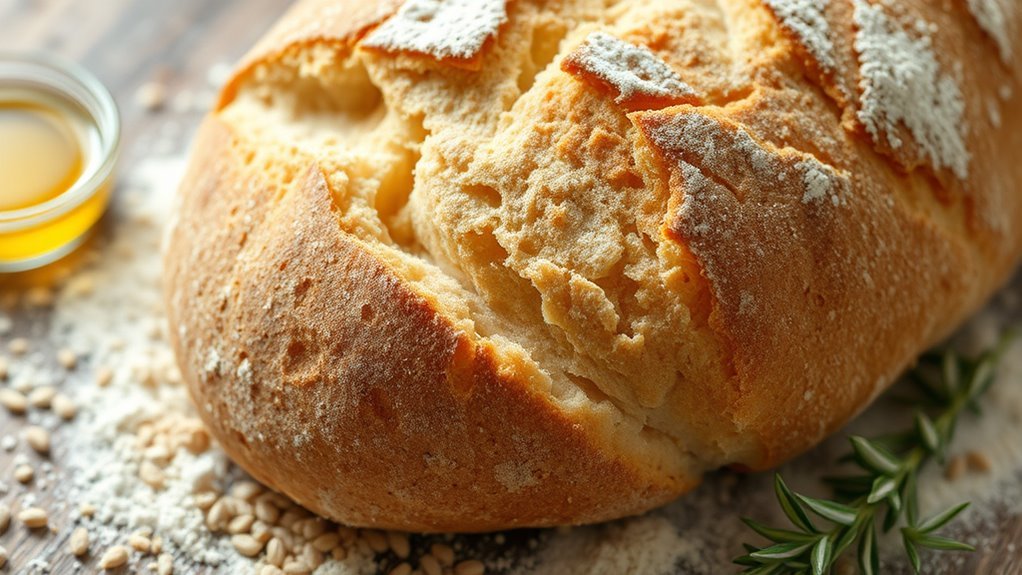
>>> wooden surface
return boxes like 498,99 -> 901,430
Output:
0,1 -> 1020,574
0,1 -> 291,572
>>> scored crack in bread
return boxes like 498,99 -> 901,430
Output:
164,0 -> 1022,531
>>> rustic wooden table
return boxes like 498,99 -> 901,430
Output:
0,1 -> 1020,574
0,1 -> 291,572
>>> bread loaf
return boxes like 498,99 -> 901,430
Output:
164,0 -> 1022,531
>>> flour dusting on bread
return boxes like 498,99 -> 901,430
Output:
362,0 -> 507,62
562,32 -> 699,110
797,158 -> 848,207
763,0 -> 836,71
852,0 -> 970,180
967,0 -> 1013,63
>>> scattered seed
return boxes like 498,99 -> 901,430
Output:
24,287 -> 54,308
80,502 -> 97,517
70,526 -> 90,556
389,562 -> 412,575
301,518 -> 326,540
0,503 -> 10,534
0,357 -> 8,380
0,388 -> 28,414
966,451 -> 993,473
261,565 -> 284,575
387,531 -> 410,559
14,463 -> 34,483
230,480 -> 263,501
312,532 -> 340,553
152,536 -> 163,555
266,537 -> 287,567
129,532 -> 152,553
194,492 -> 218,510
18,507 -> 48,528
99,545 -> 129,569
95,366 -> 114,387
139,460 -> 166,490
431,544 -> 455,566
28,386 -> 56,408
303,543 -> 325,569
7,338 -> 28,355
454,559 -> 486,575
206,498 -> 233,531
331,546 -> 347,561
420,554 -> 443,575
363,530 -> 389,553
135,81 -> 167,112
228,514 -> 255,535
52,393 -> 77,420
945,455 -> 966,481
0,544 -> 6,568
255,499 -> 280,523
231,533 -> 264,557
57,348 -> 77,369
25,425 -> 51,454
158,553 -> 174,575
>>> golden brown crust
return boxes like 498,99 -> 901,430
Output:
165,117 -> 691,531
167,0 -> 1022,530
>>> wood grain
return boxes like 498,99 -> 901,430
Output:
0,1 -> 1019,574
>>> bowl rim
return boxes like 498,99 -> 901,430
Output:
0,52 -> 121,232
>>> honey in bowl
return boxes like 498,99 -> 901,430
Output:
0,98 -> 90,212
0,54 -> 119,272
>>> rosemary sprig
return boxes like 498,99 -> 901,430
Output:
736,334 -> 1013,575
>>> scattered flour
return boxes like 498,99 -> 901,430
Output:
852,0 -> 970,180
362,0 -> 507,61
966,0 -> 1013,64
563,32 -> 698,108
764,0 -> 836,71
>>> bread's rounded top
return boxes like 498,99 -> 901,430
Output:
167,0 -> 1022,529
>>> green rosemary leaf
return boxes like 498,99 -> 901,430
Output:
912,533 -> 975,552
774,475 -> 817,533
849,436 -> 901,475
858,520 -> 879,575
882,500 -> 900,532
823,474 -> 873,501
914,411 -> 940,453
733,554 -> 761,567
917,502 -> 970,533
907,370 -> 947,405
750,541 -> 815,561
903,531 -> 922,574
858,518 -> 883,575
867,476 -> 899,505
904,472 -> 920,527
742,563 -> 785,575
741,518 -> 817,544
942,350 -> 961,396
796,495 -> 858,526
810,536 -> 832,575
831,515 -> 863,559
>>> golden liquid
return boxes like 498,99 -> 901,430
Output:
0,92 -> 111,268
0,101 -> 85,210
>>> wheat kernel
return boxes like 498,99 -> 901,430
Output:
99,545 -> 129,569
70,526 -> 90,556
18,507 -> 48,528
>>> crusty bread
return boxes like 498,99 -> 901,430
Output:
164,0 -> 1022,531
